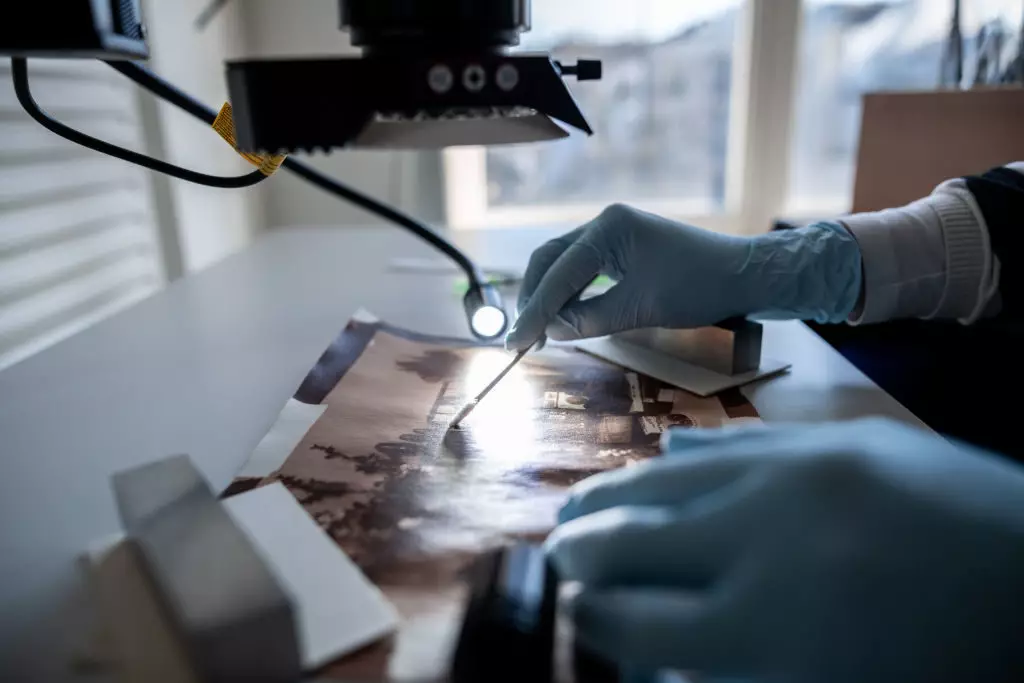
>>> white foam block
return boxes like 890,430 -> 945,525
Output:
224,483 -> 399,670
575,336 -> 790,398
238,399 -> 328,479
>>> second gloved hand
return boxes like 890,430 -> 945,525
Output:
547,420 -> 1024,683
505,204 -> 862,350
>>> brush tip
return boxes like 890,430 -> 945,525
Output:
449,400 -> 478,429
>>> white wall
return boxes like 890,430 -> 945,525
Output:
142,0 -> 265,272
238,0 -> 447,228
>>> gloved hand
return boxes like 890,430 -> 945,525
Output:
547,419 -> 1024,683
505,204 -> 862,350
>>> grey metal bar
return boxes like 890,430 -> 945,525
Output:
616,319 -> 763,376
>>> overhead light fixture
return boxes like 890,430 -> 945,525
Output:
225,0 -> 602,153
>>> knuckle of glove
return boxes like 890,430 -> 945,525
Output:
598,202 -> 638,224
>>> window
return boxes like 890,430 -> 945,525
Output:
788,0 -> 1024,213
447,0 -> 745,228
486,2 -> 741,211
446,0 -> 1024,232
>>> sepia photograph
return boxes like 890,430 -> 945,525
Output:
230,318 -> 760,679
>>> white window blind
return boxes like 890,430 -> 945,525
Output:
0,59 -> 164,370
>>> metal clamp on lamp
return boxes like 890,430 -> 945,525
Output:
227,0 -> 602,152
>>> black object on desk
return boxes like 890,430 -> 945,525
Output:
452,543 -> 619,683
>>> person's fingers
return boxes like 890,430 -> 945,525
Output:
508,228 -> 585,351
545,285 -> 644,340
567,587 -> 736,673
505,227 -> 606,350
506,238 -> 605,350
515,227 -> 585,315
558,452 -> 751,524
547,504 -> 743,587
529,287 -> 595,348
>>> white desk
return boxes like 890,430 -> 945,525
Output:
0,227 -> 924,680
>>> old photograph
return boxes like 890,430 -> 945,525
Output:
229,319 -> 760,679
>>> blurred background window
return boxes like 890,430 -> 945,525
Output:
788,0 -> 1024,214
484,0 -> 744,212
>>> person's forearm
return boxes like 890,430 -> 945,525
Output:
506,164 -> 1022,348
838,175 -> 1001,325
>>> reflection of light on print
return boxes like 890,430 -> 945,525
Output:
462,349 -> 515,395
460,349 -> 538,465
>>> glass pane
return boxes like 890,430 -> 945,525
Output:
485,0 -> 744,209
788,0 -> 1024,212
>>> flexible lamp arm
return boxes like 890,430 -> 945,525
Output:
104,61 -> 506,340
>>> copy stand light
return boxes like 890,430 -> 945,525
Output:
1,0 -> 601,340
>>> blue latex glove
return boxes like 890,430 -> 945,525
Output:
547,419 -> 1024,683
505,204 -> 862,350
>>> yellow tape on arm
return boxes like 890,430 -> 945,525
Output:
212,102 -> 287,176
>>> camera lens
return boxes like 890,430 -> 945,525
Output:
340,0 -> 531,55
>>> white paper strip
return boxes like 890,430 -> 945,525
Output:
224,483 -> 399,670
238,399 -> 327,479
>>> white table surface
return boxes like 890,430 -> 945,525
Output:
0,226 -> 923,680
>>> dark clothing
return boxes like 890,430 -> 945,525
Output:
811,165 -> 1024,462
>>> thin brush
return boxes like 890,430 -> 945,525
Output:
449,347 -> 531,429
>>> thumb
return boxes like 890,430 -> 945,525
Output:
547,285 -> 646,341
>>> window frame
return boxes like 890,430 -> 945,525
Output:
443,0 -> 812,236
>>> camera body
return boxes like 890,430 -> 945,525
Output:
341,0 -> 533,54
226,0 -> 601,152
